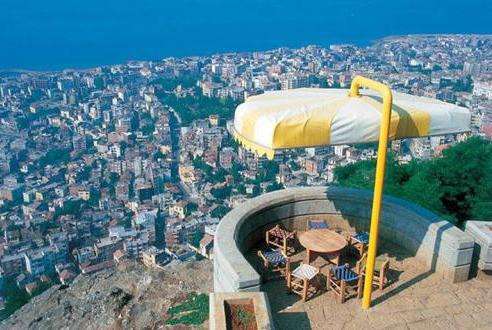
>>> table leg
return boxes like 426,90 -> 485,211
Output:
334,253 -> 340,265
326,253 -> 340,265
305,249 -> 311,264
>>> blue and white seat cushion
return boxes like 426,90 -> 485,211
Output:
263,249 -> 287,266
292,264 -> 319,280
352,232 -> 369,244
333,265 -> 359,282
308,221 -> 329,229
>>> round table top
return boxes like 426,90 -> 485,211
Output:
298,229 -> 347,253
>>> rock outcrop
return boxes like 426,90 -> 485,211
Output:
1,260 -> 213,330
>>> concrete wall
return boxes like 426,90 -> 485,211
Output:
465,221 -> 492,271
214,186 -> 475,293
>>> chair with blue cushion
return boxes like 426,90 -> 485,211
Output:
306,219 -> 329,231
327,264 -> 364,303
348,231 -> 369,256
257,249 -> 290,279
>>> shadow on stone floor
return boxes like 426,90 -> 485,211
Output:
370,222 -> 452,306
274,311 -> 312,330
371,269 -> 430,306
262,278 -> 312,330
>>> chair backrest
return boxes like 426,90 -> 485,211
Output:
357,253 -> 389,272
352,232 -> 369,244
308,220 -> 329,230
268,225 -> 291,238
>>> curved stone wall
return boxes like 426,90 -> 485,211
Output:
214,186 -> 474,293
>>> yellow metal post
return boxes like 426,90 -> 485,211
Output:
349,76 -> 393,309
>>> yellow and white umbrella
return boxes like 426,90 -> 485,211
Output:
232,76 -> 471,309
233,84 -> 470,159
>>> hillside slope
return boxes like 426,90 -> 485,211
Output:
1,260 -> 213,330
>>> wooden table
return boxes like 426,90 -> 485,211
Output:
298,229 -> 347,265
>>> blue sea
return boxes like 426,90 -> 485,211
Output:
1,0 -> 491,71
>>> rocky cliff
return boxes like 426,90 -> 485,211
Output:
1,260 -> 213,330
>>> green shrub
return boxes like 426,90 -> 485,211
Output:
165,292 -> 209,326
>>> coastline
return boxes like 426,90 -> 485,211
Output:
1,33 -> 491,74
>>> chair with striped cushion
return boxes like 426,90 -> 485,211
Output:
327,264 -> 363,303
348,231 -> 369,256
258,249 -> 290,279
266,224 -> 296,255
287,263 -> 320,302
306,219 -> 329,230
356,252 -> 390,290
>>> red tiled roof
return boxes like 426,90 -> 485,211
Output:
200,234 -> 214,247
113,249 -> 126,260
80,260 -> 115,274
60,269 -> 77,280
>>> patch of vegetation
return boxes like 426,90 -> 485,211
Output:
230,162 -> 244,182
150,77 -> 197,91
190,228 -> 205,248
0,276 -> 55,321
236,306 -> 254,327
210,168 -> 228,184
259,160 -> 279,181
452,75 -> 474,92
186,202 -> 198,216
0,282 -> 30,321
38,148 -> 70,168
287,160 -> 300,171
211,205 -> 231,218
193,157 -> 213,176
266,182 -> 284,193
211,186 -> 232,200
54,199 -> 84,218
165,292 -> 209,326
78,165 -> 92,181
154,77 -> 239,125
334,137 -> 492,225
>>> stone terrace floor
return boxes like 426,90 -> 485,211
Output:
250,238 -> 492,330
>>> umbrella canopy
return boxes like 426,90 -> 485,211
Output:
233,88 -> 471,159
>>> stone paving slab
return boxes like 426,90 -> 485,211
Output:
258,240 -> 492,330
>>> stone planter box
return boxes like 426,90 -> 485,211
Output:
209,292 -> 275,330
465,221 -> 492,271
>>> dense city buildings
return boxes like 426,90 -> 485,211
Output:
0,34 -> 491,317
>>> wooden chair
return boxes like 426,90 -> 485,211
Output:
257,249 -> 290,279
287,263 -> 319,302
306,219 -> 329,231
355,252 -> 390,290
348,232 -> 369,256
327,264 -> 364,304
265,224 -> 296,255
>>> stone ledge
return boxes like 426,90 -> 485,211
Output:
465,221 -> 492,271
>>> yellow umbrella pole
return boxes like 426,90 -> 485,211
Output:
349,76 -> 393,309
